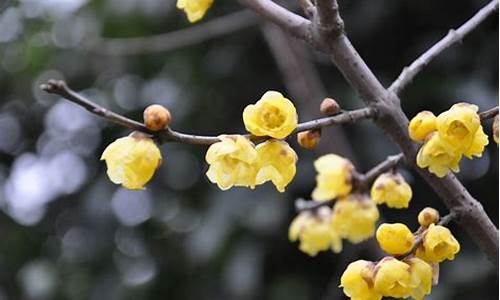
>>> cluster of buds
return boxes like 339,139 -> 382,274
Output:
340,207 -> 460,300
289,153 -> 413,256
206,91 -> 298,192
409,103 -> 489,177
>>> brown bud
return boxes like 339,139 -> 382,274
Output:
320,98 -> 340,116
297,129 -> 321,150
493,115 -> 498,144
143,104 -> 171,131
418,207 -> 440,227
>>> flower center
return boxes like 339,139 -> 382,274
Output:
447,120 -> 469,139
261,105 -> 286,129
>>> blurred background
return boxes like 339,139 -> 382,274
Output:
0,0 -> 498,299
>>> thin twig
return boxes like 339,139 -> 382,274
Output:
389,0 -> 499,95
87,11 -> 258,55
314,0 -> 344,35
295,198 -> 335,212
40,79 -> 375,145
353,153 -> 405,190
479,106 -> 499,121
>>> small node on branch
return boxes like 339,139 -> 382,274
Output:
320,97 -> 340,116
297,129 -> 321,150
39,79 -> 68,94
144,104 -> 172,131
418,207 -> 440,227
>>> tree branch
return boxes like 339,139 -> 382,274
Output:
479,106 -> 499,121
389,0 -> 499,95
87,11 -> 258,55
40,79 -> 375,145
239,0 -> 499,265
237,0 -> 314,45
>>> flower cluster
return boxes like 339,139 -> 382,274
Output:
176,0 -> 214,23
340,208 -> 460,300
289,154 -> 414,256
205,91 -> 298,192
409,103 -> 489,177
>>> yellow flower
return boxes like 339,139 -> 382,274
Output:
370,172 -> 412,208
243,91 -> 298,139
255,140 -> 297,192
340,260 -> 382,300
176,0 -> 214,23
373,258 -> 412,298
409,111 -> 437,142
436,102 -> 480,151
312,154 -> 354,201
205,135 -> 258,190
406,257 -> 433,300
289,207 -> 342,256
376,223 -> 415,255
463,125 -> 488,159
101,133 -> 162,190
416,132 -> 462,177
332,194 -> 379,243
416,224 -> 460,263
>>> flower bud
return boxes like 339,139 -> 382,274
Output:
143,104 -> 171,131
417,207 -> 440,227
320,98 -> 341,116
376,223 -> 415,255
408,111 -> 436,142
297,129 -> 321,150
494,115 -> 498,144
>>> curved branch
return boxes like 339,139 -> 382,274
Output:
389,0 -> 499,95
237,0 -> 314,44
86,11 -> 258,55
40,79 -> 375,145
353,153 -> 405,190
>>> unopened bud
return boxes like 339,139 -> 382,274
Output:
297,129 -> 321,150
143,104 -> 171,131
418,207 -> 440,227
493,115 -> 498,144
320,98 -> 341,116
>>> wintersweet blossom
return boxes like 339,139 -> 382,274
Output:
416,132 -> 461,177
176,0 -> 214,23
101,133 -> 162,190
416,224 -> 460,263
311,154 -> 354,201
376,223 -> 415,255
255,139 -> 297,192
288,207 -> 342,256
373,258 -> 412,298
243,91 -> 298,139
205,135 -> 258,190
340,260 -> 382,300
409,111 -> 437,142
332,194 -> 379,243
370,172 -> 412,208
